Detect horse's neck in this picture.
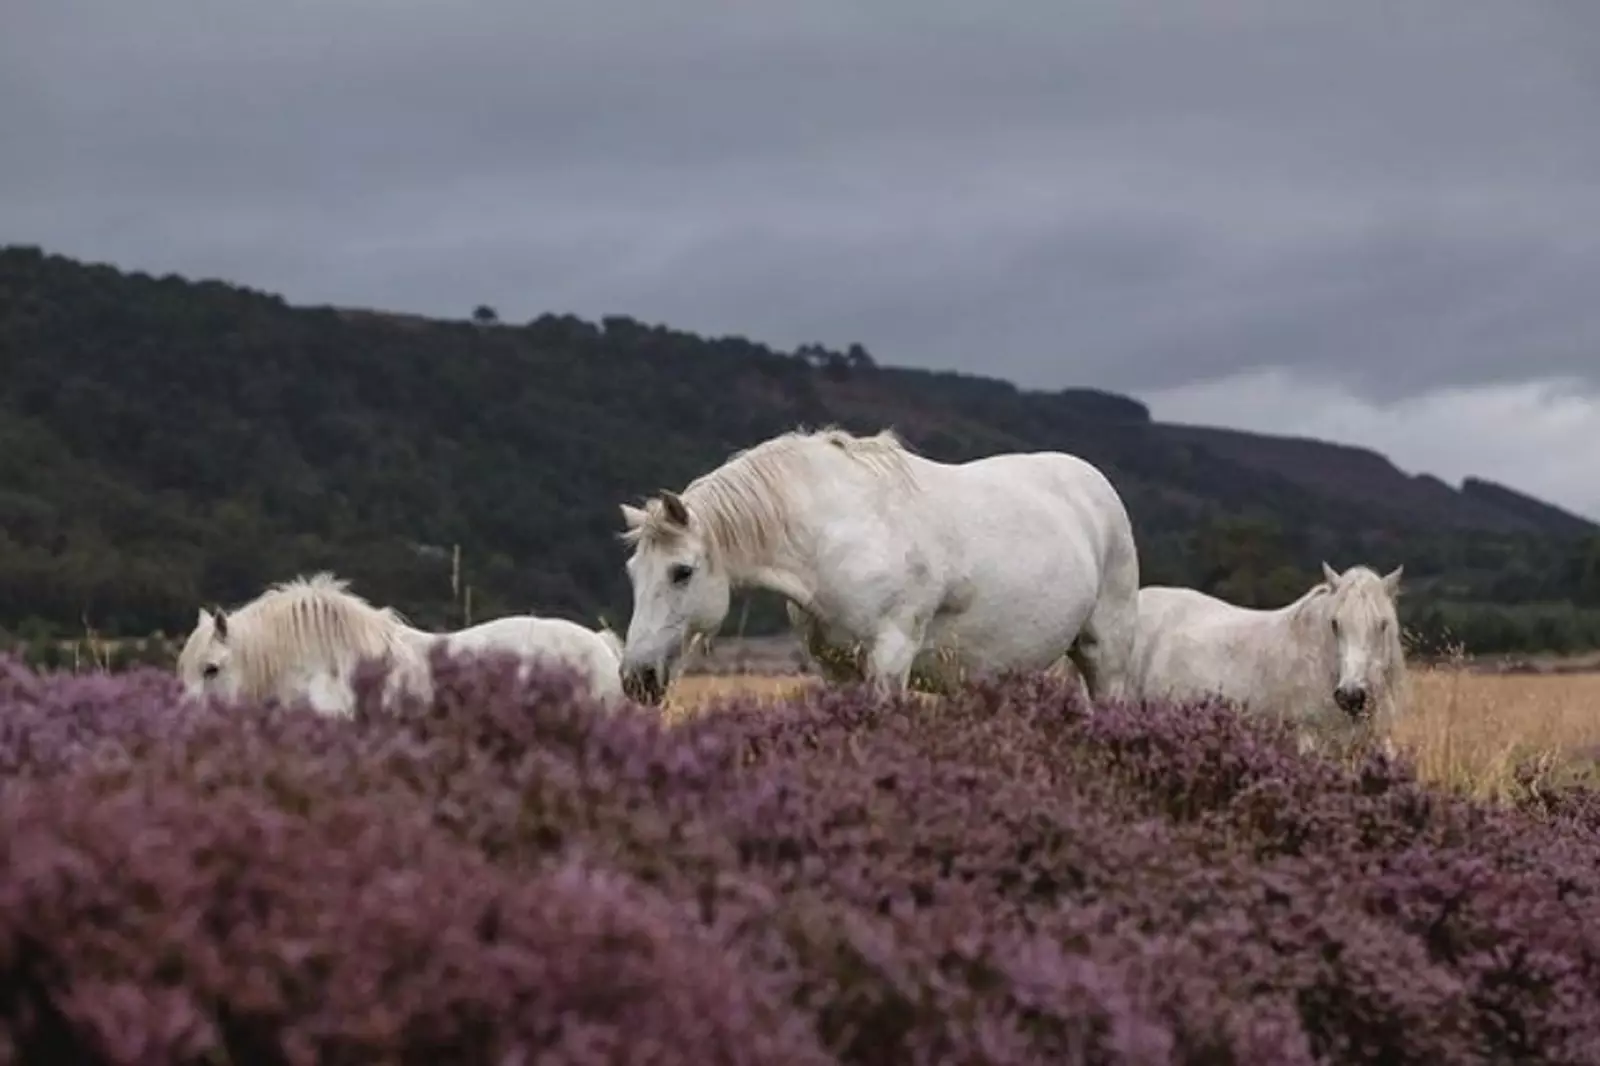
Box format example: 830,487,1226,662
712,532,817,609
693,462,830,609
1266,594,1335,696
700,441,923,611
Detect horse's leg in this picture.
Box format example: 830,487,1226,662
1066,551,1140,705
788,601,864,684
864,615,927,695
1064,633,1103,704
1055,651,1097,710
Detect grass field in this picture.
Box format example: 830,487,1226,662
666,667,1600,802
24,632,1600,803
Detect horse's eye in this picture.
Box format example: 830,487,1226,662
1330,618,1339,633
668,564,695,586
202,664,220,680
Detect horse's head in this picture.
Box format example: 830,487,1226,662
1319,561,1404,719
175,605,242,702
617,490,731,705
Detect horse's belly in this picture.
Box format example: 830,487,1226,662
1140,633,1258,706
924,592,1091,673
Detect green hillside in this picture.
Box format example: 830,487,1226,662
4,244,1600,654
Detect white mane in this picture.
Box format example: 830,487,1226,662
178,572,425,706
620,425,922,572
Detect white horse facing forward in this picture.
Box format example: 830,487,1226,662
1131,562,1408,739
176,573,626,715
616,426,1141,705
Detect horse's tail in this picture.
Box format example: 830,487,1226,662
594,615,624,663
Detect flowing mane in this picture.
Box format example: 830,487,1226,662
193,572,419,700
621,426,922,571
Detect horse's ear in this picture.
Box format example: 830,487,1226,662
196,606,212,629
620,503,649,530
211,607,229,642
1382,565,1404,597
658,490,690,527
1321,561,1340,586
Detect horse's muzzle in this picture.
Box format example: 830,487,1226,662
623,666,666,706
1333,683,1370,720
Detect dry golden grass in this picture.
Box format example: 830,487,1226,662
1390,667,1600,800
662,674,818,721
39,640,1600,801
666,667,1600,802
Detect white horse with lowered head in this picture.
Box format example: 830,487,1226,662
176,573,626,715
615,425,1141,705
407,612,626,704
175,573,432,715
1130,562,1408,741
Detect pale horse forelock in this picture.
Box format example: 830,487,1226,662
1295,568,1408,692
209,574,420,700
621,426,923,571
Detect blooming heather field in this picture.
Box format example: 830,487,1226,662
5,652,1600,1063
673,667,1600,800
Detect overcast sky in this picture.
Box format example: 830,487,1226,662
6,1,1600,518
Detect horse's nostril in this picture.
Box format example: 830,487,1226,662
1334,685,1369,716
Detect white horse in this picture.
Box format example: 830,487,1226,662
615,425,1141,705
398,613,626,704
176,573,626,715
175,573,432,716
1130,562,1408,742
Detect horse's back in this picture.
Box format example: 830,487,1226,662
1138,585,1232,626
443,615,623,700
929,449,1131,558
952,448,1123,512
1132,585,1272,704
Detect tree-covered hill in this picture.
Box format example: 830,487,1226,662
3,244,1599,652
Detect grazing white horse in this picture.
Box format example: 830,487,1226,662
176,573,626,715
1131,562,1408,741
399,613,626,704
175,573,432,716
615,426,1141,705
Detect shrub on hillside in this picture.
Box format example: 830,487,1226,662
0,652,1598,1064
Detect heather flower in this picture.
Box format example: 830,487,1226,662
3,651,1600,1064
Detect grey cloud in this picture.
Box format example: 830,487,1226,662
1146,372,1600,521
5,0,1600,406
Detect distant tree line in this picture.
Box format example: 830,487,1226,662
3,243,1599,663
